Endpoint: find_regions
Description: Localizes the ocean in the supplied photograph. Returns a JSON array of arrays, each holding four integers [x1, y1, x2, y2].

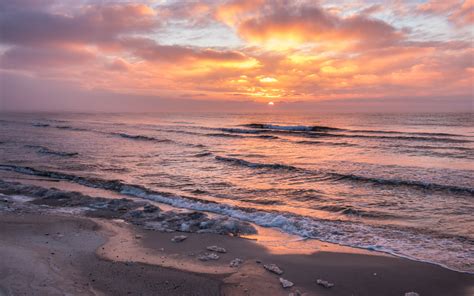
[[0, 112, 472, 272]]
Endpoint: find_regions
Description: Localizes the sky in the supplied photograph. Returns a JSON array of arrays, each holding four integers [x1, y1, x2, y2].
[[0, 0, 473, 112]]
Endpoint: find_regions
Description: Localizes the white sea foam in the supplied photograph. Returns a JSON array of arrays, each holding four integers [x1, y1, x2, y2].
[[120, 189, 474, 274]]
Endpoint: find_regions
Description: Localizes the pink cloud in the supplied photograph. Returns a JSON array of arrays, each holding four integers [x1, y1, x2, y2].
[[0, 46, 96, 69], [450, 0, 474, 26], [0, 3, 158, 46], [417, 0, 473, 27]]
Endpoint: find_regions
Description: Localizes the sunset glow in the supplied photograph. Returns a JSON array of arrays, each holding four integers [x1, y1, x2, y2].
[[1, 1, 474, 292], [1, 0, 473, 110]]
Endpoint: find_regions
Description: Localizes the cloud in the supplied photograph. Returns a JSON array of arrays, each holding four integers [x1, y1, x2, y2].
[[0, 2, 158, 46], [0, 46, 96, 69], [417, 0, 473, 27], [105, 58, 130, 72], [218, 1, 403, 50], [119, 37, 252, 63], [359, 4, 384, 16], [450, 0, 474, 26], [0, 0, 472, 111]]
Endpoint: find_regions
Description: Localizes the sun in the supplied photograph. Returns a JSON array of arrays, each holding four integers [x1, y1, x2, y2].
[[268, 101, 274, 106]]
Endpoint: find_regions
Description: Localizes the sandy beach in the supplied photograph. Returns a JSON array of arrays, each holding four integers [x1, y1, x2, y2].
[[0, 196, 473, 296]]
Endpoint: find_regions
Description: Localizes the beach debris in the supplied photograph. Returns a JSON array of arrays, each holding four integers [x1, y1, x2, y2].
[[206, 245, 227, 253], [404, 293, 419, 296], [144, 212, 256, 235], [264, 264, 284, 275], [288, 290, 302, 296], [171, 235, 188, 243], [316, 279, 334, 288], [256, 259, 262, 264], [180, 222, 191, 232], [0, 180, 258, 236], [279, 277, 294, 288], [198, 252, 220, 261], [230, 258, 243, 267], [220, 219, 256, 235], [135, 234, 142, 239]]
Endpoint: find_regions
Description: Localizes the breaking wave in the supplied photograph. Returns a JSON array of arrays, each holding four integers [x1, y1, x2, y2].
[[242, 123, 342, 132], [236, 123, 471, 144]]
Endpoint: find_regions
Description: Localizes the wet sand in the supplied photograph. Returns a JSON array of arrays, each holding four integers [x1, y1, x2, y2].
[[0, 212, 473, 296], [0, 213, 221, 296]]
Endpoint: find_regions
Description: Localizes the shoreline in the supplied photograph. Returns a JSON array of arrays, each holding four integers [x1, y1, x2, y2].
[[1, 169, 473, 275], [0, 187, 473, 295]]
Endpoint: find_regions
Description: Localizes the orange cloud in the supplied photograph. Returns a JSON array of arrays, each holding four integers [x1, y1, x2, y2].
[[219, 2, 402, 51], [215, 0, 266, 27], [0, 0, 472, 106]]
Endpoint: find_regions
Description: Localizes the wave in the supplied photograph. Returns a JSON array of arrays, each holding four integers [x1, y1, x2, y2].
[[194, 152, 213, 157], [206, 132, 279, 140], [114, 133, 172, 143], [215, 156, 299, 171], [214, 156, 474, 195], [25, 145, 78, 157], [397, 145, 474, 152], [296, 140, 357, 147], [237, 123, 470, 144], [339, 133, 472, 143], [55, 125, 74, 129], [257, 135, 279, 139], [240, 198, 284, 205], [0, 166, 471, 273], [0, 164, 169, 200], [242, 123, 342, 132], [220, 128, 265, 134], [29, 123, 200, 148], [32, 123, 50, 127], [317, 204, 398, 219], [206, 133, 246, 138], [349, 129, 467, 138], [328, 172, 474, 195], [53, 125, 91, 132]]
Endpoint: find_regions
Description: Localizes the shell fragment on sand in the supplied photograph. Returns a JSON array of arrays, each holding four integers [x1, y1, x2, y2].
[[316, 279, 334, 288], [229, 258, 243, 267], [279, 277, 294, 288], [198, 253, 219, 261], [171, 235, 187, 242], [206, 245, 227, 253], [263, 264, 284, 275], [404, 293, 420, 296]]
